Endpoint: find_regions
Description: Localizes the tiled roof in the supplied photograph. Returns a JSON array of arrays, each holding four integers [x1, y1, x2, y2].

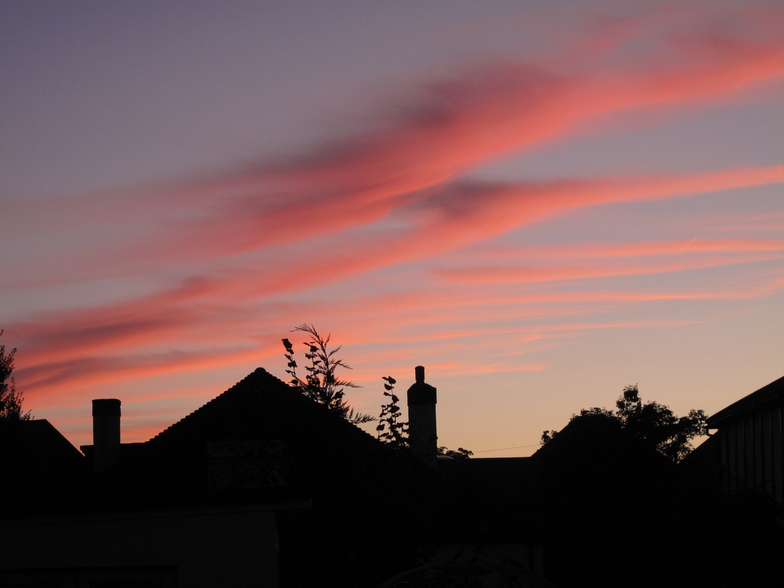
[[147, 367, 379, 447], [111, 368, 424, 499]]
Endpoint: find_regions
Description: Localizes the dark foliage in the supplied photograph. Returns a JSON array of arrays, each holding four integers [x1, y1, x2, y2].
[[376, 376, 409, 447], [0, 330, 31, 421], [282, 324, 374, 424], [537, 413, 784, 588], [541, 384, 706, 462], [376, 375, 472, 460]]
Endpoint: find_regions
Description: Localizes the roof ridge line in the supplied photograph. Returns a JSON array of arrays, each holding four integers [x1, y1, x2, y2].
[[147, 368, 272, 443]]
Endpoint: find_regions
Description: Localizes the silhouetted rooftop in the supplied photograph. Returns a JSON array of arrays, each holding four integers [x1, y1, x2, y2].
[[707, 375, 784, 427], [82, 368, 426, 511], [1, 419, 87, 507]]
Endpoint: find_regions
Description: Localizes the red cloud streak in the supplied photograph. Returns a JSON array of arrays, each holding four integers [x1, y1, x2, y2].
[[6, 5, 784, 430]]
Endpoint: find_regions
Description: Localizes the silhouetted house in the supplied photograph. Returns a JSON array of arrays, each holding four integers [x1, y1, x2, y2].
[[706, 375, 784, 510], [531, 400, 784, 588], [429, 456, 546, 583], [0, 418, 87, 503], [530, 414, 683, 586], [1, 366, 596, 587], [385, 367, 549, 586], [0, 497, 299, 587], [0, 369, 437, 587], [0, 370, 323, 587]]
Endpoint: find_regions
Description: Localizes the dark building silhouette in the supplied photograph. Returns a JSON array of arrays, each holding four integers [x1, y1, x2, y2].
[[91, 398, 121, 473], [1, 417, 87, 504], [706, 375, 784, 510], [2, 368, 783, 587], [407, 365, 438, 466]]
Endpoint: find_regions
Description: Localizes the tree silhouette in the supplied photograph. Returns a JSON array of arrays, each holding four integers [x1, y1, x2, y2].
[[542, 384, 705, 462], [282, 324, 374, 424], [376, 376, 408, 447], [0, 330, 31, 421]]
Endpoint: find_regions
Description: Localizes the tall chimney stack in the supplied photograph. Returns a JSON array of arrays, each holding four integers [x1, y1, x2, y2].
[[407, 366, 437, 466], [92, 399, 121, 473]]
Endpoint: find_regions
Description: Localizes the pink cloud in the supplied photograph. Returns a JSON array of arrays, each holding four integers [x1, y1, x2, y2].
[[19, 343, 267, 399], [436, 253, 782, 284], [13, 5, 779, 283], [7, 5, 784, 424], [433, 234, 784, 285], [14, 223, 783, 385]]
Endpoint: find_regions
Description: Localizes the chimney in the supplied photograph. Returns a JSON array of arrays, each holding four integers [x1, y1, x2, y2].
[[92, 398, 121, 473], [407, 366, 437, 466]]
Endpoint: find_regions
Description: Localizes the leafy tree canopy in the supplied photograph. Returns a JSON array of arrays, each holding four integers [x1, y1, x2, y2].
[[1, 330, 32, 421], [542, 384, 706, 462]]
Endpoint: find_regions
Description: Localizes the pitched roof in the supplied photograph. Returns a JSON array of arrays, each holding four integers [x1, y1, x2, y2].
[[1, 419, 87, 506], [148, 367, 379, 449], [106, 368, 425, 500], [707, 375, 784, 428]]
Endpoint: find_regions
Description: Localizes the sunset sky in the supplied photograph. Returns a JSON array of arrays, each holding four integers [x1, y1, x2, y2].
[[2, 0, 783, 456]]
